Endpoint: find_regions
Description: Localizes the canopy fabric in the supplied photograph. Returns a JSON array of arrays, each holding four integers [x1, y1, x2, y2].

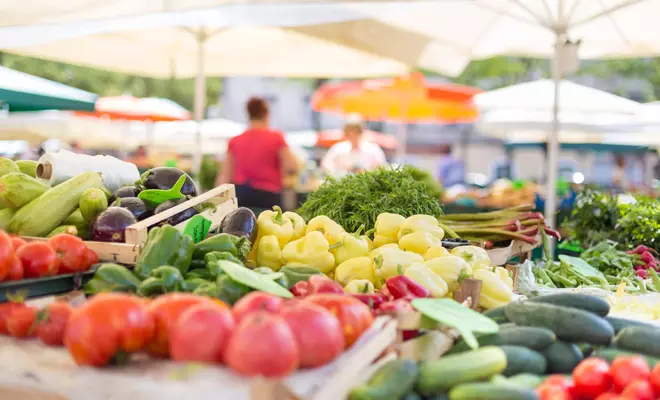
[[75, 96, 191, 121], [315, 128, 398, 149], [312, 73, 481, 122], [0, 66, 97, 112]]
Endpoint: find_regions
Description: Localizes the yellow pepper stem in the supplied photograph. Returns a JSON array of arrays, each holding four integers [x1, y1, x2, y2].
[[271, 206, 286, 225]]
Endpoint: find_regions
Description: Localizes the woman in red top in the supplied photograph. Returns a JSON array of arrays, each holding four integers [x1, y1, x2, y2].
[[217, 97, 298, 209]]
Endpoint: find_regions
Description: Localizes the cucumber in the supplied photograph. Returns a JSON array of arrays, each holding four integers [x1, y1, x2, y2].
[[79, 188, 109, 223], [528, 293, 610, 317], [0, 208, 15, 230], [484, 306, 510, 324], [449, 383, 539, 400], [450, 327, 555, 354], [47, 225, 78, 238], [499, 345, 547, 377], [8, 172, 104, 237], [504, 301, 614, 345], [593, 348, 660, 367], [64, 209, 90, 239], [416, 346, 507, 395], [506, 374, 544, 389], [0, 157, 19, 177], [614, 326, 660, 357], [606, 316, 657, 334], [16, 160, 38, 178], [542, 341, 583, 374], [0, 172, 50, 209], [576, 343, 594, 358], [349, 360, 418, 400]]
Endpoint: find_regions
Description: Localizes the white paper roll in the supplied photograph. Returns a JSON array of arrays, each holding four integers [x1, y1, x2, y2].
[[37, 150, 140, 193]]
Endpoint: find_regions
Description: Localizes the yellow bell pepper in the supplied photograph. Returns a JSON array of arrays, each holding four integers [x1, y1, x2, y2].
[[283, 211, 307, 240], [255, 235, 283, 271], [333, 226, 371, 265], [424, 255, 472, 291], [404, 263, 449, 297], [451, 245, 491, 270], [399, 231, 443, 255], [494, 266, 514, 289], [369, 243, 399, 259], [373, 213, 406, 248], [247, 206, 294, 263], [334, 256, 375, 286], [282, 231, 335, 274], [306, 216, 345, 246], [344, 279, 375, 294], [473, 268, 513, 309], [423, 246, 450, 261], [479, 293, 510, 309], [397, 214, 445, 240], [372, 248, 424, 280]]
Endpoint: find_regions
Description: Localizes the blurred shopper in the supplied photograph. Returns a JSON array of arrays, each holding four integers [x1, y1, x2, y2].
[[613, 154, 628, 190], [436, 145, 465, 187], [217, 97, 298, 210], [321, 117, 387, 177]]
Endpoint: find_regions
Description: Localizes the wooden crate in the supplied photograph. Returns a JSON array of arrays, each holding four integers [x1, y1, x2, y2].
[[23, 184, 238, 265]]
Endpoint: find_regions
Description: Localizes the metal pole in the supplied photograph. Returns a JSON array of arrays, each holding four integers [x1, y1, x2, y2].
[[545, 34, 562, 233], [192, 29, 207, 178]]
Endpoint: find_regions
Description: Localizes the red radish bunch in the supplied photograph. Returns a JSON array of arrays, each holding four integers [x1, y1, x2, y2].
[[629, 245, 659, 278]]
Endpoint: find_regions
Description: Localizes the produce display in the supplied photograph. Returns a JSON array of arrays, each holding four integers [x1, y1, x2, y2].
[[442, 178, 540, 209]]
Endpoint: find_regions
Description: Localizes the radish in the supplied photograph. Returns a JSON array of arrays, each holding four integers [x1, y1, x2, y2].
[[630, 245, 658, 256], [640, 251, 656, 265], [637, 269, 649, 279]]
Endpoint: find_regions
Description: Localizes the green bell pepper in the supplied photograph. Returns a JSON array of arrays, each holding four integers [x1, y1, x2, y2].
[[253, 267, 289, 288], [134, 225, 194, 279], [193, 282, 221, 297], [189, 258, 206, 270], [184, 278, 212, 293], [186, 268, 214, 280], [137, 265, 186, 297], [83, 263, 142, 294], [206, 261, 226, 279], [204, 251, 243, 265], [280, 265, 323, 288], [193, 233, 251, 261], [216, 275, 251, 305]]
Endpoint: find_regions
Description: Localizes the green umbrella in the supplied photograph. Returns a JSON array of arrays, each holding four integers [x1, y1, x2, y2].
[[0, 66, 97, 112]]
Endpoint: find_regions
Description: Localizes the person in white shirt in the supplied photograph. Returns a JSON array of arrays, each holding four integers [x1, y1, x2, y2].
[[321, 120, 387, 178]]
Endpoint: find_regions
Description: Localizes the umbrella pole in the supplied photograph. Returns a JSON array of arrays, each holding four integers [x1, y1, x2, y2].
[[545, 34, 563, 244], [192, 30, 207, 179]]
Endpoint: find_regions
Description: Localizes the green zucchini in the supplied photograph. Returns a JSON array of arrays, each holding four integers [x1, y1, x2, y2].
[[449, 383, 539, 400], [0, 172, 50, 209], [0, 157, 19, 177], [606, 316, 657, 334], [449, 326, 555, 354], [542, 341, 583, 374], [506, 374, 544, 389], [8, 172, 104, 237], [416, 346, 507, 395], [484, 306, 510, 324], [16, 160, 38, 178], [614, 326, 660, 357], [528, 293, 610, 317], [593, 348, 660, 367], [349, 360, 418, 400], [79, 188, 108, 223], [576, 343, 594, 358], [499, 345, 547, 377], [0, 208, 15, 230], [504, 301, 613, 345], [47, 225, 78, 238]]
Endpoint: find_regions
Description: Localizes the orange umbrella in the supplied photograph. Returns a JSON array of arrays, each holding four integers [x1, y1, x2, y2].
[[311, 72, 481, 123], [74, 95, 191, 122], [316, 129, 398, 149]]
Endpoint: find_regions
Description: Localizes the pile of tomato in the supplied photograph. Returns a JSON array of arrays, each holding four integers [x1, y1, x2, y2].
[[538, 356, 660, 400], [0, 231, 98, 282], [0, 290, 373, 378]]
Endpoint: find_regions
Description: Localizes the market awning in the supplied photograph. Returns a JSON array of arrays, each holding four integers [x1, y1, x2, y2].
[[0, 66, 97, 112], [74, 96, 190, 122]]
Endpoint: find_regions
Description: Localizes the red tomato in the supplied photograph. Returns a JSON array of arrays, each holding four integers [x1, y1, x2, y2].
[[48, 234, 87, 274], [595, 393, 620, 400], [233, 292, 283, 323], [573, 358, 613, 399], [225, 311, 299, 377], [10, 236, 27, 251], [610, 356, 650, 391], [649, 363, 660, 395], [0, 230, 15, 281], [621, 379, 654, 400], [536, 384, 572, 400], [64, 293, 155, 367], [6, 306, 37, 338], [36, 302, 73, 346], [16, 242, 59, 278], [6, 256, 23, 281], [305, 294, 373, 347], [146, 293, 216, 358], [81, 248, 99, 271], [281, 302, 345, 368], [543, 375, 574, 390], [0, 302, 27, 335], [170, 303, 235, 363]]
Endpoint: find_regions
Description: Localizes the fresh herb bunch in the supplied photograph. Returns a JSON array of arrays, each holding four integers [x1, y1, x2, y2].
[[617, 196, 660, 253], [298, 165, 444, 232]]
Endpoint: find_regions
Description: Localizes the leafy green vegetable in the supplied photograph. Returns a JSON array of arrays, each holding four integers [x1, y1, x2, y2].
[[298, 165, 444, 232], [216, 260, 293, 298]]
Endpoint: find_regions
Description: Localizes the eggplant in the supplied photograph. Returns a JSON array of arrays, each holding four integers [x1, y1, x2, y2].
[[112, 185, 142, 201], [111, 197, 152, 221], [91, 207, 137, 243], [154, 197, 198, 226], [220, 207, 257, 243], [139, 167, 197, 197]]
